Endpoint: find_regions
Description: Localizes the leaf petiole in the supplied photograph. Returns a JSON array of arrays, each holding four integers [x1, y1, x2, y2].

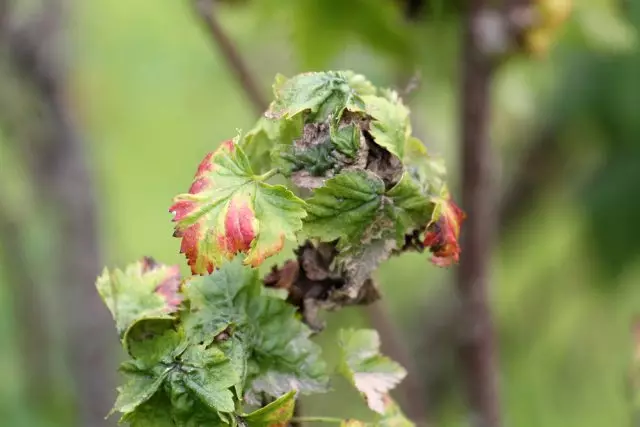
[[254, 168, 279, 182], [289, 416, 345, 424]]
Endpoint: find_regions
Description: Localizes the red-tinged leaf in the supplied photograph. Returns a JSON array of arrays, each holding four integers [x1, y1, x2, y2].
[[96, 258, 183, 337], [423, 195, 466, 267], [170, 137, 306, 274], [217, 195, 258, 256], [153, 267, 182, 309]]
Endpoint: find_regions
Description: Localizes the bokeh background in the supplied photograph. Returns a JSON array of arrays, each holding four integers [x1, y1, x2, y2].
[[1, 0, 639, 426]]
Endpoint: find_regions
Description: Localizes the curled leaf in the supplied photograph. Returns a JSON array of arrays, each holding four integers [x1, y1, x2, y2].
[[304, 171, 433, 249], [266, 71, 366, 122], [96, 258, 182, 338], [362, 91, 410, 159], [242, 390, 297, 427], [241, 115, 303, 173], [424, 195, 466, 267]]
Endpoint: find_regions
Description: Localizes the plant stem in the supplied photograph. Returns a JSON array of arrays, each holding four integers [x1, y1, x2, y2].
[[290, 416, 345, 424], [191, 0, 268, 115], [456, 1, 501, 426], [255, 168, 278, 182]]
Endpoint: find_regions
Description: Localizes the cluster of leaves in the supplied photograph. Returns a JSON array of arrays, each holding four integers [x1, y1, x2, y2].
[[97, 256, 412, 425], [241, 71, 464, 276], [96, 70, 464, 426], [169, 71, 464, 283]]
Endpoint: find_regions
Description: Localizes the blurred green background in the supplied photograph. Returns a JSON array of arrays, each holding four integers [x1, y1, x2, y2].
[[1, 0, 639, 426]]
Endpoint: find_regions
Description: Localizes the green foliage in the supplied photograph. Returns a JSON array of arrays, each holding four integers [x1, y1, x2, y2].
[[96, 257, 182, 348], [266, 71, 368, 122], [304, 171, 432, 250], [99, 257, 328, 425], [241, 116, 303, 174], [244, 70, 451, 259], [361, 90, 411, 159], [181, 257, 329, 401], [97, 70, 458, 426]]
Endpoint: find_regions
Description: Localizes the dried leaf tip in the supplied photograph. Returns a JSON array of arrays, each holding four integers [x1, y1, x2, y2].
[[423, 196, 466, 267]]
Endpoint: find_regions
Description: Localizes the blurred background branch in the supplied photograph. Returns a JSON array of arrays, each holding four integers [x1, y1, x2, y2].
[[192, 0, 269, 114], [0, 0, 639, 425], [0, 0, 114, 425], [456, 0, 500, 425]]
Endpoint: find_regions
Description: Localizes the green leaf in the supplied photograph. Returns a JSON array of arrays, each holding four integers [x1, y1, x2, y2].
[[242, 390, 297, 426], [266, 71, 366, 122], [112, 370, 169, 416], [96, 257, 182, 339], [403, 137, 447, 197], [164, 343, 240, 417], [272, 138, 337, 177], [171, 405, 227, 427], [386, 172, 434, 235], [330, 122, 361, 158], [304, 171, 433, 248], [181, 258, 329, 402], [183, 370, 237, 414], [182, 256, 259, 344], [218, 336, 249, 398], [303, 170, 385, 245], [241, 116, 303, 173], [170, 137, 307, 274], [343, 71, 377, 96], [337, 329, 407, 415], [126, 325, 185, 369], [261, 287, 289, 300], [120, 392, 175, 427], [164, 369, 195, 416], [246, 295, 329, 400], [362, 91, 410, 159], [112, 329, 239, 420]]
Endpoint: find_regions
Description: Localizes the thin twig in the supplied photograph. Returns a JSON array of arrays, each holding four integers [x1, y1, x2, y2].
[[456, 1, 501, 426], [191, 0, 268, 114]]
